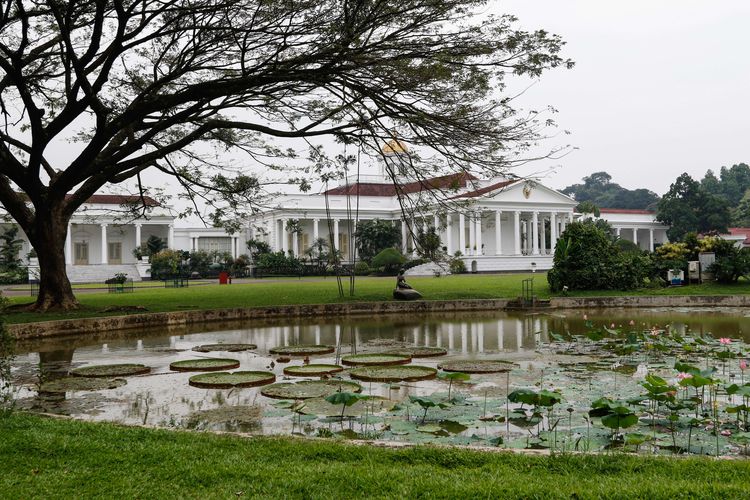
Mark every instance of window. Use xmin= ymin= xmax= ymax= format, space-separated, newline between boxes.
xmin=197 ymin=237 xmax=231 ymax=253
xmin=108 ymin=242 xmax=122 ymax=264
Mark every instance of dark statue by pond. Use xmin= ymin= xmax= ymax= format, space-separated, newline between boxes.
xmin=394 ymin=268 xmax=422 ymax=300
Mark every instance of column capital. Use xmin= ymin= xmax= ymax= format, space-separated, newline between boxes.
xmin=134 ymin=222 xmax=142 ymax=228
xmin=100 ymin=222 xmax=108 ymax=228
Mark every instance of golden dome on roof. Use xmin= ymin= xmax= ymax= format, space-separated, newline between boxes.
xmin=382 ymin=137 xmax=409 ymax=155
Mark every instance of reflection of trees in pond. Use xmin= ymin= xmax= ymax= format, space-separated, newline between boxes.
xmin=34 ymin=348 xmax=76 ymax=405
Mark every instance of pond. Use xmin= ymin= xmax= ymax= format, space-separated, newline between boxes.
xmin=8 ymin=307 xmax=750 ymax=456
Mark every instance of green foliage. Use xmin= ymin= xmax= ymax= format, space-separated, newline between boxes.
xmin=255 ymin=252 xmax=303 ymax=275
xmin=562 ymin=172 xmax=659 ymax=210
xmin=324 ymin=392 xmax=369 ymax=419
xmin=149 ymin=250 xmax=184 ymax=279
xmin=416 ymin=227 xmax=443 ymax=262
xmin=353 ymin=261 xmax=370 ymax=276
xmin=354 ymin=220 xmax=401 ymax=263
xmin=147 ymin=235 xmax=168 ymax=254
xmin=304 ymin=237 xmax=331 ymax=268
xmin=588 ymin=398 xmax=638 ymax=433
xmin=706 ymin=239 xmax=750 ymax=284
xmin=246 ymin=239 xmax=272 ymax=260
xmin=547 ymin=221 xmax=650 ymax=292
xmin=371 ymin=248 xmax=406 ymax=275
xmin=0 ymin=226 xmax=26 ymax=284
xmin=657 ymin=173 xmax=731 ymax=241
xmin=449 ymin=257 xmax=467 ymax=274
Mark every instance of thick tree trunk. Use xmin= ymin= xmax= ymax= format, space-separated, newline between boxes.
xmin=28 ymin=212 xmax=79 ymax=311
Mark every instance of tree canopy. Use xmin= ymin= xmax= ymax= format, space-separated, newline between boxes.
xmin=0 ymin=0 xmax=572 ymax=310
xmin=561 ymin=171 xmax=659 ymax=210
xmin=699 ymin=163 xmax=750 ymax=226
xmin=656 ymin=173 xmax=731 ymax=241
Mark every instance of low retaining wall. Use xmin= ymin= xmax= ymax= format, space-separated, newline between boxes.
xmin=8 ymin=299 xmax=510 ymax=340
xmin=9 ymin=295 xmax=750 ymax=340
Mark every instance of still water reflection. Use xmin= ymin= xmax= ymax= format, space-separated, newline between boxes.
xmin=11 ymin=307 xmax=750 ymax=431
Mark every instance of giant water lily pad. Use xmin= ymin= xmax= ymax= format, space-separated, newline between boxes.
xmin=188 ymin=371 xmax=276 ymax=389
xmin=439 ymin=360 xmax=516 ymax=374
xmin=261 ymin=380 xmax=362 ymax=400
xmin=283 ymin=364 xmax=344 ymax=377
xmin=349 ymin=365 xmax=437 ymax=382
xmin=192 ymin=343 xmax=257 ymax=353
xmin=269 ymin=345 xmax=335 ymax=356
xmin=71 ymin=364 xmax=150 ymax=378
xmin=298 ymin=396 xmax=395 ymax=417
xmin=385 ymin=346 xmax=448 ymax=358
xmin=169 ymin=358 xmax=240 ymax=372
xmin=40 ymin=377 xmax=127 ymax=393
xmin=341 ymin=353 xmax=411 ymax=366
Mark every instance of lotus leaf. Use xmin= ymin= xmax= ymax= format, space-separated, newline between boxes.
xmin=192 ymin=343 xmax=257 ymax=352
xmin=188 ymin=371 xmax=276 ymax=389
xmin=261 ymin=380 xmax=362 ymax=400
xmin=341 ymin=354 xmax=411 ymax=366
xmin=438 ymin=360 xmax=516 ymax=374
xmin=348 ymin=365 xmax=437 ymax=382
xmin=283 ymin=364 xmax=344 ymax=377
xmin=170 ymin=358 xmax=240 ymax=372
xmin=269 ymin=345 xmax=335 ymax=356
xmin=71 ymin=364 xmax=150 ymax=378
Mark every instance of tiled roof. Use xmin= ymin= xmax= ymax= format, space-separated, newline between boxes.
xmin=78 ymin=194 xmax=160 ymax=206
xmin=599 ymin=208 xmax=655 ymax=215
xmin=727 ymin=228 xmax=750 ymax=245
xmin=453 ymin=179 xmax=518 ymax=199
xmin=323 ymin=172 xmax=478 ymax=197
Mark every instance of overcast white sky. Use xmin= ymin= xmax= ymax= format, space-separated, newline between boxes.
xmin=500 ymin=0 xmax=750 ymax=193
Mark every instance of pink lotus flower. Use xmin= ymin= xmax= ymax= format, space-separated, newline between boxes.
xmin=610 ymin=323 xmax=615 ymax=328
xmin=629 ymin=320 xmax=635 ymax=326
xmin=719 ymin=338 xmax=732 ymax=345
xmin=583 ymin=314 xmax=588 ymax=320
xmin=721 ymin=429 xmax=732 ymax=437
xmin=677 ymin=372 xmax=692 ymax=380
xmin=740 ymin=359 xmax=748 ymax=371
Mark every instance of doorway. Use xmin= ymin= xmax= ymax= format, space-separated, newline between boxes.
xmin=74 ymin=242 xmax=89 ymax=265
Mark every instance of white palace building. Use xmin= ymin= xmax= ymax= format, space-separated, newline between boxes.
xmin=1 ymin=141 xmax=670 ymax=282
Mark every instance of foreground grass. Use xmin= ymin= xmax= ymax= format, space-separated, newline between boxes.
xmin=5 ymin=273 xmax=750 ymax=324
xmin=0 ymin=413 xmax=747 ymax=499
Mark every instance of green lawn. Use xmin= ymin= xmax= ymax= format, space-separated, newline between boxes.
xmin=5 ymin=273 xmax=750 ymax=324
xmin=0 ymin=412 xmax=746 ymax=499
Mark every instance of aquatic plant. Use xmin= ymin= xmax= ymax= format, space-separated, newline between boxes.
xmin=438 ymin=371 xmax=470 ymax=401
xmin=325 ymin=392 xmax=370 ymax=421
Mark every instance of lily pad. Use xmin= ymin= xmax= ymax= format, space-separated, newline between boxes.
xmin=348 ymin=365 xmax=438 ymax=382
xmin=169 ymin=358 xmax=240 ymax=372
xmin=269 ymin=344 xmax=335 ymax=356
xmin=191 ymin=343 xmax=257 ymax=353
xmin=341 ymin=353 xmax=411 ymax=366
xmin=71 ymin=363 xmax=151 ymax=378
xmin=188 ymin=371 xmax=276 ymax=389
xmin=297 ymin=396 xmax=395 ymax=416
xmin=261 ymin=380 xmax=362 ymax=400
xmin=438 ymin=360 xmax=517 ymax=374
xmin=283 ymin=364 xmax=344 ymax=377
xmin=385 ymin=346 xmax=448 ymax=358
xmin=39 ymin=377 xmax=127 ymax=393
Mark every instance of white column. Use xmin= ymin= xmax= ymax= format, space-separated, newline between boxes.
xmin=459 ymin=213 xmax=466 ymax=253
xmin=475 ymin=211 xmax=483 ymax=255
xmin=446 ymin=214 xmax=453 ymax=254
xmin=524 ymin=220 xmax=531 ymax=253
xmin=135 ymin=223 xmax=142 ymax=251
xmin=616 ymin=227 xmax=621 ymax=237
xmin=550 ymin=213 xmax=557 ymax=253
xmin=468 ymin=214 xmax=475 ymax=255
xmin=232 ymin=236 xmax=238 ymax=258
xmin=313 ymin=219 xmax=319 ymax=242
xmin=333 ymin=219 xmax=339 ymax=253
xmin=282 ymin=219 xmax=289 ymax=253
xmin=531 ymin=211 xmax=539 ymax=255
xmin=401 ymin=220 xmax=408 ymax=253
xmin=412 ymin=217 xmax=418 ymax=256
xmin=167 ymin=224 xmax=174 ymax=249
xmin=649 ymin=228 xmax=654 ymax=252
xmin=540 ymin=216 xmax=546 ymax=255
xmin=433 ymin=214 xmax=439 ymax=231
xmin=633 ymin=227 xmax=638 ymax=247
xmin=292 ymin=230 xmax=299 ymax=257
xmin=100 ymin=223 xmax=108 ymax=264
xmin=495 ymin=210 xmax=502 ymax=255
xmin=65 ymin=222 xmax=72 ymax=265
xmin=513 ymin=211 xmax=521 ymax=255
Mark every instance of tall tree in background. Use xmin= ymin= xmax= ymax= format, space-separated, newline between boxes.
xmin=562 ymin=171 xmax=659 ymax=210
xmin=355 ymin=219 xmax=401 ymax=263
xmin=700 ymin=163 xmax=750 ymax=225
xmin=0 ymin=0 xmax=572 ymax=310
xmin=657 ymin=173 xmax=730 ymax=241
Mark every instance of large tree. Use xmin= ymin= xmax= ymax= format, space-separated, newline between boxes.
xmin=0 ymin=1 xmax=571 ymax=310
xmin=656 ymin=173 xmax=730 ymax=241
xmin=561 ymin=171 xmax=659 ymax=210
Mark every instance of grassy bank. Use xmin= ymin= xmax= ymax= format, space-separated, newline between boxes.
xmin=0 ymin=413 xmax=747 ymax=499
xmin=5 ymin=273 xmax=750 ymax=324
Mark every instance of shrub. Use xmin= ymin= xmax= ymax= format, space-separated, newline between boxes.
xmin=149 ymin=250 xmax=184 ymax=279
xmin=353 ymin=261 xmax=370 ymax=276
xmin=354 ymin=219 xmax=401 ymax=262
xmin=402 ymin=258 xmax=428 ymax=271
xmin=371 ymin=248 xmax=406 ymax=275
xmin=707 ymin=239 xmax=750 ymax=284
xmin=256 ymin=252 xmax=303 ymax=275
xmin=449 ymin=258 xmax=467 ymax=274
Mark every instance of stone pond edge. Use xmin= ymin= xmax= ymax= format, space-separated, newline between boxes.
xmin=9 ymin=294 xmax=750 ymax=339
